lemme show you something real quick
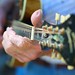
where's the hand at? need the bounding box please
[2,9,44,63]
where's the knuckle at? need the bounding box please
[32,55,38,60]
[33,52,41,59]
[37,49,42,53]
[17,38,25,47]
[29,54,37,60]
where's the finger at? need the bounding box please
[6,28,27,47]
[2,33,41,62]
[2,31,13,50]
[9,35,30,49]
[26,50,41,60]
[6,27,33,50]
[31,9,43,27]
[8,49,31,63]
[2,38,31,62]
[6,27,16,35]
[3,27,15,40]
[8,46,32,62]
[3,33,35,61]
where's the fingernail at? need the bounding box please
[36,9,42,17]
[7,27,10,31]
[7,27,13,30]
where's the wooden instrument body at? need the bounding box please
[19,0,40,23]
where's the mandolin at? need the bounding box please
[18,0,40,22]
[10,14,75,69]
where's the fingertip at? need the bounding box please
[6,27,13,31]
[31,9,43,27]
[6,27,16,36]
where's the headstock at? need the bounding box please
[12,14,75,69]
[40,14,75,69]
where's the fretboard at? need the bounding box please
[12,20,43,41]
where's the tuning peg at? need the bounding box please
[46,40,51,47]
[55,13,60,24]
[51,52,56,59]
[67,65,74,70]
[60,15,66,23]
[52,43,57,49]
[40,41,47,47]
[60,28,65,34]
[65,14,71,20]
[54,27,59,32]
[55,13,60,21]
[56,53,62,59]
[61,57,66,63]
[51,49,56,59]
[43,41,47,46]
[39,41,43,46]
[58,44,64,49]
[42,25,48,30]
[47,26,53,31]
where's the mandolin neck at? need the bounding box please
[12,20,43,41]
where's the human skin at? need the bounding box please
[2,9,51,63]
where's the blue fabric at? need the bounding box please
[41,0,75,24]
[16,62,75,75]
[0,48,11,68]
[0,48,16,75]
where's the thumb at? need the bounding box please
[31,9,43,27]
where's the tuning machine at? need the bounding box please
[61,57,66,63]
[59,28,65,34]
[42,25,48,30]
[46,40,51,47]
[65,14,71,21]
[56,53,62,59]
[55,13,60,24]
[47,26,53,32]
[52,42,58,49]
[60,15,66,23]
[51,53,56,59]
[39,41,46,47]
[58,44,64,50]
[51,49,56,59]
[54,27,59,32]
